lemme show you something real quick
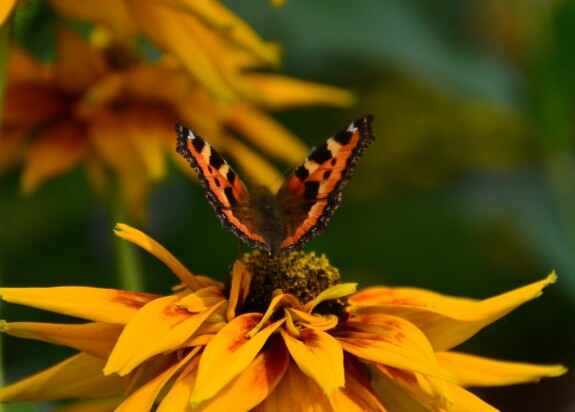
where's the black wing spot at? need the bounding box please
[308,143,332,164]
[214,178,221,188]
[224,187,238,207]
[323,170,332,180]
[207,165,213,174]
[191,136,205,153]
[304,181,320,200]
[330,158,337,166]
[295,165,310,181]
[333,130,352,145]
[227,169,236,185]
[209,149,225,170]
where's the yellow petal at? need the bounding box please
[191,336,289,412]
[21,122,87,194]
[304,283,357,313]
[0,321,122,359]
[350,272,557,352]
[335,318,456,383]
[157,356,199,412]
[281,328,344,395]
[436,351,567,387]
[244,74,356,109]
[246,293,301,338]
[126,0,235,101]
[0,0,16,25]
[254,360,332,412]
[177,286,226,312]
[0,353,122,402]
[226,259,253,322]
[191,313,284,406]
[53,24,107,93]
[104,296,223,375]
[114,223,202,290]
[0,286,158,323]
[225,104,309,165]
[369,363,449,412]
[115,348,199,412]
[444,384,499,412]
[329,356,386,412]
[158,0,280,66]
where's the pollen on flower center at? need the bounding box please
[232,251,347,320]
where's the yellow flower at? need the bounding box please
[1,18,353,218]
[0,224,566,410]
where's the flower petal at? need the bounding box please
[335,315,456,383]
[105,295,223,375]
[21,122,87,194]
[0,286,158,323]
[280,328,344,395]
[191,313,284,406]
[225,104,309,165]
[114,223,202,290]
[350,273,557,352]
[116,348,199,412]
[0,321,122,359]
[445,385,499,412]
[226,259,253,322]
[254,360,332,412]
[0,0,17,25]
[244,74,356,109]
[0,353,122,402]
[329,355,386,412]
[436,351,567,387]
[191,336,289,411]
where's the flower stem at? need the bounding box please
[109,184,145,292]
[0,14,11,396]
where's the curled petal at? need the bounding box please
[0,286,157,323]
[436,351,567,387]
[281,328,344,395]
[114,223,202,290]
[304,283,357,313]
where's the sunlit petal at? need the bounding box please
[191,314,284,406]
[0,0,17,26]
[350,273,557,351]
[436,351,567,387]
[105,296,223,375]
[193,337,289,411]
[0,286,158,323]
[0,353,122,402]
[281,328,344,395]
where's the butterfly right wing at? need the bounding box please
[175,124,268,250]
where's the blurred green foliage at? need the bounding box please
[1,1,574,411]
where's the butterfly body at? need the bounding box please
[176,115,375,255]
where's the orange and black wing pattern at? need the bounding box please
[175,124,268,251]
[275,115,375,254]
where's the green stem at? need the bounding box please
[109,184,145,292]
[0,14,11,404]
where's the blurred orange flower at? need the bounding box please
[1,1,355,218]
[0,224,566,410]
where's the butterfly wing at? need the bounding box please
[175,124,268,250]
[275,115,375,255]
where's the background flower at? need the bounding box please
[1,1,574,411]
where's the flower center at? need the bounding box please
[233,251,348,321]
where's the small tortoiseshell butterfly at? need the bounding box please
[176,115,375,256]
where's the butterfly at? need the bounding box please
[176,115,375,256]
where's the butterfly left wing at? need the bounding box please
[175,124,268,250]
[275,115,375,255]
